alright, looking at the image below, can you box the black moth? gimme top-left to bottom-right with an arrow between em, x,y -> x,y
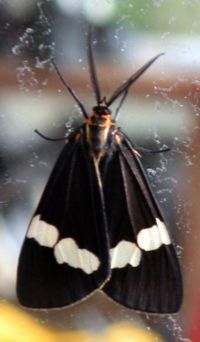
17,26 -> 182,313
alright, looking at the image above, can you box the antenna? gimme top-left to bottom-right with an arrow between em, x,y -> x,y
107,53 -> 164,106
87,25 -> 102,104
113,88 -> 129,121
52,59 -> 88,119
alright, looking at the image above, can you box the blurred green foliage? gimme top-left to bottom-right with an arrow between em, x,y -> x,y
116,0 -> 200,33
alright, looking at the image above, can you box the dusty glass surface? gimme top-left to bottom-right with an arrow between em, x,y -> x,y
0,0 -> 199,341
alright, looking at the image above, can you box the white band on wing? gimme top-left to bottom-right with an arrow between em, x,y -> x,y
110,240 -> 142,268
54,238 -> 100,274
27,215 -> 59,247
137,218 -> 171,251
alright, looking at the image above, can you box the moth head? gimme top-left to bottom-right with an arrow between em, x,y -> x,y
92,105 -> 111,116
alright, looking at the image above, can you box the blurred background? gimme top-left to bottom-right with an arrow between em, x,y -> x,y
0,0 -> 200,341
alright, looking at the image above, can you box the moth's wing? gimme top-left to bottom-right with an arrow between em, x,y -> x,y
102,139 -> 182,313
17,133 -> 110,308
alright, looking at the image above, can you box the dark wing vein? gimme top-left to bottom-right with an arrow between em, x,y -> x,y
17,131 -> 110,308
102,139 -> 182,313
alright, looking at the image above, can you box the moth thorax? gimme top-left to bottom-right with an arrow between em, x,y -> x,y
86,123 -> 110,161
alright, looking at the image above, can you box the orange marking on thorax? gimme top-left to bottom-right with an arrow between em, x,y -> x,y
87,113 -> 114,128
92,112 -> 109,120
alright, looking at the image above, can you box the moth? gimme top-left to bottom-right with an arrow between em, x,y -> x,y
17,26 -> 183,313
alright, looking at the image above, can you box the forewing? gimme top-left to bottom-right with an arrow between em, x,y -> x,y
17,133 -> 110,308
102,140 -> 182,313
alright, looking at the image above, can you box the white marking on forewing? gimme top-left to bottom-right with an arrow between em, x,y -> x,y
110,240 -> 142,268
156,218 -> 171,245
54,238 -> 100,274
137,224 -> 161,251
27,214 -> 59,247
137,219 -> 171,251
